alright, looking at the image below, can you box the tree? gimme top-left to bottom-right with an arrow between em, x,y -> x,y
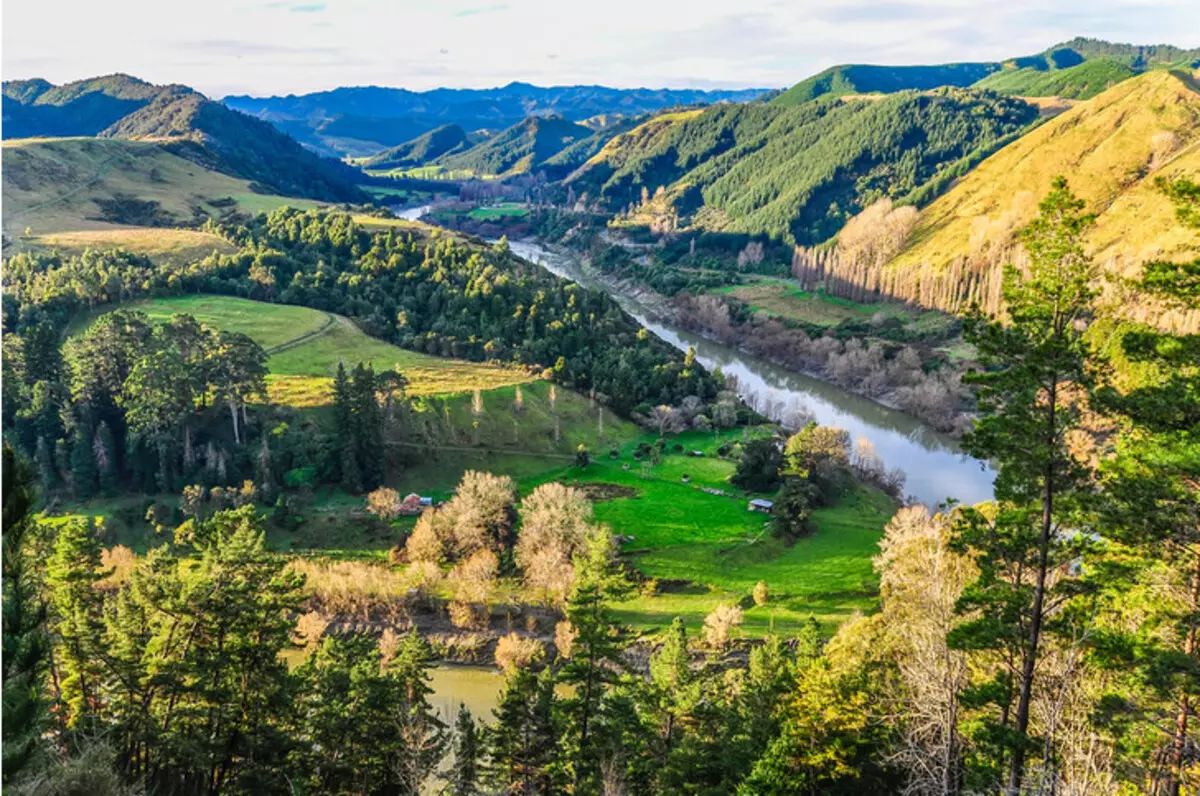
2,445 -> 49,783
487,667 -> 561,795
45,518 -> 107,729
211,331 -> 268,446
449,705 -> 482,796
366,487 -> 403,522
732,437 -> 782,493
1089,175 -> 1200,795
950,177 -> 1098,792
649,404 -> 681,436
515,482 -> 593,604
559,526 -> 630,790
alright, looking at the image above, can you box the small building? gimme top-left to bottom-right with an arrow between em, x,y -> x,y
748,498 -> 775,513
686,450 -> 705,457
398,493 -> 432,516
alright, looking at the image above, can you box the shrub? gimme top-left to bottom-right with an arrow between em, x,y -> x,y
753,581 -> 770,607
703,603 -> 744,649
494,633 -> 545,672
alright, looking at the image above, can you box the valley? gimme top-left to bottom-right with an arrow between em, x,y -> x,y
3,26 -> 1199,795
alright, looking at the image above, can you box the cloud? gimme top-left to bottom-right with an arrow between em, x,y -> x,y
261,0 -> 327,11
3,0 -> 1198,95
453,4 -> 509,18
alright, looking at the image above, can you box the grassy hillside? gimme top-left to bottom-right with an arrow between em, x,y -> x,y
570,90 -> 1035,244
73,295 -> 533,407
772,62 -> 998,106
1,137 -> 320,242
876,70 -> 1200,318
101,93 -> 366,202
973,57 -> 1137,99
436,115 -> 593,177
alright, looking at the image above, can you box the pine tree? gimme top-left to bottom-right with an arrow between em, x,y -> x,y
559,526 -> 631,790
93,421 -> 118,496
2,445 -> 49,783
487,667 -> 561,795
449,704 -> 481,795
45,518 -> 106,728
1092,175 -> 1200,794
70,414 -> 97,500
332,361 -> 352,482
949,177 -> 1098,791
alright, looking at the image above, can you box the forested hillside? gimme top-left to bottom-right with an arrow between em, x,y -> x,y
771,62 -> 998,105
359,123 -> 471,170
435,114 -> 594,177
569,89 -> 1036,244
792,70 -> 1200,325
2,74 -> 367,203
1,73 -> 193,138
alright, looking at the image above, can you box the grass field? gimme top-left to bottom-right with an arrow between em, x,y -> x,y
468,202 -> 529,221
715,278 -> 881,326
29,228 -> 239,265
75,295 -> 534,405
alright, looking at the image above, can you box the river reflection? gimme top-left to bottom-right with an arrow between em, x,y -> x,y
507,239 -> 996,507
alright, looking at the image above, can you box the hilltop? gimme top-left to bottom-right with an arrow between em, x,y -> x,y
1,73 -> 194,137
568,89 -> 1036,244
221,82 -> 771,158
769,37 -> 1200,106
2,74 -> 367,203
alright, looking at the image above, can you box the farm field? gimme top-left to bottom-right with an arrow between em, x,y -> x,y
467,202 -> 529,221
74,295 -> 534,404
27,228 -> 238,265
62,296 -> 895,641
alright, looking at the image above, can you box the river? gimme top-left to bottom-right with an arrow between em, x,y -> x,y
507,239 -> 996,508
389,203 -> 995,504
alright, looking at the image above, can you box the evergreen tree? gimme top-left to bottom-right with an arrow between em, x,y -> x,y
1091,175 -> 1200,794
70,412 -> 97,500
2,444 -> 49,783
949,176 -> 1098,791
45,518 -> 107,728
93,421 -> 118,496
448,704 -> 482,796
559,526 -> 631,790
487,667 -> 561,795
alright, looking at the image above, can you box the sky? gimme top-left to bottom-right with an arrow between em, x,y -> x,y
3,0 -> 1199,98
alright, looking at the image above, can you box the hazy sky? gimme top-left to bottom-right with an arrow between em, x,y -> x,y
4,0 -> 1198,97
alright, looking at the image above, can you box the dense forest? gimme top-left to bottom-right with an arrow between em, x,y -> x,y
3,176 -> 1198,794
568,88 -> 1036,244
1,207 -> 718,502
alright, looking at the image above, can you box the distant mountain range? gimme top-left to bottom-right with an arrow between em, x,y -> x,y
220,83 -> 772,158
2,74 -> 366,202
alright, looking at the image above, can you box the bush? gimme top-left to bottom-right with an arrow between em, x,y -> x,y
283,466 -> 317,489
753,581 -> 770,607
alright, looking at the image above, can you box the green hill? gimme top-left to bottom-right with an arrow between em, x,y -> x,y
100,93 -> 366,202
772,62 -> 998,106
359,123 -> 470,171
569,89 -> 1036,244
2,73 -> 194,138
972,57 -> 1137,100
435,114 -> 593,177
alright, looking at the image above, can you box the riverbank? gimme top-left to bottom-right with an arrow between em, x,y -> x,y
507,238 -> 995,507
